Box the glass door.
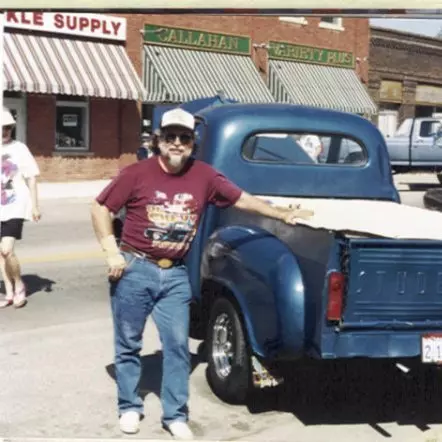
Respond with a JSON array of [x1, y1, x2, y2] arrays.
[[4, 96, 26, 144]]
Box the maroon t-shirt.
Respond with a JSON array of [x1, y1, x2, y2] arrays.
[[96, 157, 242, 259]]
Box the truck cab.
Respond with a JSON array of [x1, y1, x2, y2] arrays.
[[386, 117, 442, 172]]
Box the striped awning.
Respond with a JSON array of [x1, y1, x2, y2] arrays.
[[4, 33, 147, 101], [269, 60, 377, 115], [143, 45, 274, 103]]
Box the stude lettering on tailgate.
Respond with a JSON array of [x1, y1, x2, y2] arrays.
[[356, 270, 442, 296]]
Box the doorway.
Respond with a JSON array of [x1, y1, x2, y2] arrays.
[[4, 96, 27, 143]]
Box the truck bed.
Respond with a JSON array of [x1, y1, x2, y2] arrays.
[[260, 196, 442, 241], [241, 200, 442, 361]]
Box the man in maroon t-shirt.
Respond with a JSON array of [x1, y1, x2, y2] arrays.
[[91, 108, 313, 438]]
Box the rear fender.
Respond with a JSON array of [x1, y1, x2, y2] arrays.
[[201, 225, 306, 359]]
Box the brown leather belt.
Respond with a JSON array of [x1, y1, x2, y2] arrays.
[[120, 243, 183, 269]]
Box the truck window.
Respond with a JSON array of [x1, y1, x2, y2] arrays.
[[419, 121, 441, 138], [242, 132, 367, 167]]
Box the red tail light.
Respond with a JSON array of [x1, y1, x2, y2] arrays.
[[326, 272, 345, 321]]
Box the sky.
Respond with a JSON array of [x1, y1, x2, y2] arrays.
[[370, 18, 442, 37]]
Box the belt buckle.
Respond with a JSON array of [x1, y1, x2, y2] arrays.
[[157, 258, 173, 269]]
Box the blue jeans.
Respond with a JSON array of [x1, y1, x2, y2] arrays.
[[110, 251, 192, 425]]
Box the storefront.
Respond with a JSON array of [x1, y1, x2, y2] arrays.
[[267, 40, 377, 116], [369, 26, 442, 138], [140, 23, 275, 127], [3, 11, 147, 181], [376, 80, 403, 137]]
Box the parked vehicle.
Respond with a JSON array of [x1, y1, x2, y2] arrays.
[[182, 102, 442, 404], [385, 117, 442, 179]]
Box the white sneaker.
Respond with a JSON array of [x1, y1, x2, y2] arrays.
[[168, 421, 194, 440], [119, 411, 140, 434]]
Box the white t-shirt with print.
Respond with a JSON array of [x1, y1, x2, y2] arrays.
[[1, 140, 40, 222]]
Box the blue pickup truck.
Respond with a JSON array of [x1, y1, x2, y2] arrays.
[[153, 100, 442, 406]]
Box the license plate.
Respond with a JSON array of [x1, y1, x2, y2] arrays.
[[422, 334, 442, 363]]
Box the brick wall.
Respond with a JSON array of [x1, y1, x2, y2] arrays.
[[122, 14, 370, 83], [369, 27, 442, 124], [370, 27, 442, 85], [27, 95, 139, 182]]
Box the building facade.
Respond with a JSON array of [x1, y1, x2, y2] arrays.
[[3, 11, 146, 181], [121, 14, 376, 133], [4, 13, 376, 181], [369, 26, 442, 138]]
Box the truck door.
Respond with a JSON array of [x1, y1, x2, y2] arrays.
[[411, 119, 442, 166]]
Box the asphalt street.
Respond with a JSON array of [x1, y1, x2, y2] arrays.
[[1, 174, 442, 442]]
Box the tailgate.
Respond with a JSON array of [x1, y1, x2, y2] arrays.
[[342, 238, 442, 329]]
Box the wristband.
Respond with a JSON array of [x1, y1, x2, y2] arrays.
[[100, 235, 120, 256]]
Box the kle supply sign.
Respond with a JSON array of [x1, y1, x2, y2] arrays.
[[4, 12, 126, 41]]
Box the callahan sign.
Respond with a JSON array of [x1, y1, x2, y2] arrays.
[[144, 24, 250, 55], [269, 41, 354, 68], [4, 12, 127, 41]]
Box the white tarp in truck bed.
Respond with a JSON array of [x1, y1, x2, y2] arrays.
[[259, 197, 442, 241]]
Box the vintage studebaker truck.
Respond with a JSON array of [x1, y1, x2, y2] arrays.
[[173, 102, 442, 405]]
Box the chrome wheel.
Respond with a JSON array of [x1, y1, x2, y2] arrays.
[[212, 313, 234, 379]]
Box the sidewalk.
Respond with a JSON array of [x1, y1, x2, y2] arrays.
[[37, 172, 438, 200], [39, 180, 111, 200]]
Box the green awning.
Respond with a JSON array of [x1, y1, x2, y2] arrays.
[[143, 45, 275, 103], [269, 60, 377, 115]]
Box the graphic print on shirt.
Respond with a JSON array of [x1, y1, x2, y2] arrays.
[[145, 191, 199, 252], [1, 154, 18, 205]]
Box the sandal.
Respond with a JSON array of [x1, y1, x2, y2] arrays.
[[13, 285, 27, 309], [0, 293, 13, 309]]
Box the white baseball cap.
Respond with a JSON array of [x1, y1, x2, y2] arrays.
[[161, 108, 195, 131], [2, 108, 16, 127]]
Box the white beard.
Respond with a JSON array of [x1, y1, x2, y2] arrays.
[[167, 154, 185, 168]]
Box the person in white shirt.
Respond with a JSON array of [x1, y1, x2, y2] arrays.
[[299, 134, 323, 162], [0, 108, 41, 309]]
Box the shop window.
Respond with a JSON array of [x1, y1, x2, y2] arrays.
[[319, 17, 344, 31], [55, 99, 89, 151], [279, 17, 308, 25], [242, 132, 367, 167]]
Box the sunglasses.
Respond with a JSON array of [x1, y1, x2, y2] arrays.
[[164, 132, 193, 145]]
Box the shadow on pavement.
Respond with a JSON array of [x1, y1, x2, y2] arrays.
[[105, 350, 201, 400], [0, 274, 56, 298], [246, 359, 442, 436], [407, 183, 440, 191]]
